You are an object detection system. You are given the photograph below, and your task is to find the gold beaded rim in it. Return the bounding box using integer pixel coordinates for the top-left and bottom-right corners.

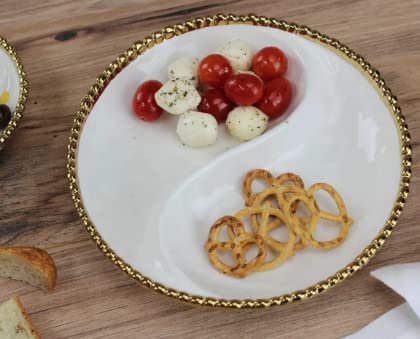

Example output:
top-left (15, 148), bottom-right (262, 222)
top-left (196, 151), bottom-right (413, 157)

top-left (0, 36), bottom-right (28, 148)
top-left (67, 14), bottom-right (411, 308)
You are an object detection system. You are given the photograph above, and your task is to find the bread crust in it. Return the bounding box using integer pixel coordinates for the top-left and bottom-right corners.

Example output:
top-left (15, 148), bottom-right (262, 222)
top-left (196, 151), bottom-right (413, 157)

top-left (12, 297), bottom-right (41, 339)
top-left (0, 246), bottom-right (57, 291)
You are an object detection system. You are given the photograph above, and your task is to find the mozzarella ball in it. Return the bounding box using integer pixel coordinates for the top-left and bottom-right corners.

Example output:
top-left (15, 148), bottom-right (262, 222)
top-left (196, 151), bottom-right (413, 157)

top-left (176, 111), bottom-right (218, 147)
top-left (155, 79), bottom-right (201, 115)
top-left (168, 57), bottom-right (199, 87)
top-left (217, 40), bottom-right (253, 72)
top-left (226, 106), bottom-right (269, 141)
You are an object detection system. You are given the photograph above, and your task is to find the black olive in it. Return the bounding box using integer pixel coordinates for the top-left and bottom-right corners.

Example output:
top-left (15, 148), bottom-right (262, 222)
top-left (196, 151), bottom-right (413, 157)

top-left (0, 104), bottom-right (12, 129)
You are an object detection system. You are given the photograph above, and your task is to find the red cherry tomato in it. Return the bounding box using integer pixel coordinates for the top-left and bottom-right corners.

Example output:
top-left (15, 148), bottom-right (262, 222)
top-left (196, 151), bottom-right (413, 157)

top-left (198, 89), bottom-right (234, 123)
top-left (198, 54), bottom-right (233, 88)
top-left (256, 77), bottom-right (292, 120)
top-left (223, 73), bottom-right (264, 106)
top-left (252, 47), bottom-right (288, 80)
top-left (132, 80), bottom-right (163, 122)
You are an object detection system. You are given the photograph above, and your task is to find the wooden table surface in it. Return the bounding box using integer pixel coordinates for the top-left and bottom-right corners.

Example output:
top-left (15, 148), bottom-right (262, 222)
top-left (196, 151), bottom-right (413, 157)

top-left (1, 0), bottom-right (419, 338)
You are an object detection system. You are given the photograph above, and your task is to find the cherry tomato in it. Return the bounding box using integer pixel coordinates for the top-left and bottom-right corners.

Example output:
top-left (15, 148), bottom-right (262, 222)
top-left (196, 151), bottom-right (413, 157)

top-left (256, 77), bottom-right (292, 119)
top-left (198, 89), bottom-right (234, 123)
top-left (223, 73), bottom-right (264, 106)
top-left (252, 47), bottom-right (288, 80)
top-left (198, 54), bottom-right (233, 88)
top-left (132, 80), bottom-right (163, 122)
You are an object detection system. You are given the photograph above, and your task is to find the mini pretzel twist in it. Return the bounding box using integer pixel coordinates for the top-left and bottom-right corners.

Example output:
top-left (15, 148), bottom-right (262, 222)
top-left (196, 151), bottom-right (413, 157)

top-left (243, 170), bottom-right (304, 207)
top-left (303, 183), bottom-right (353, 249)
top-left (234, 205), bottom-right (296, 271)
top-left (244, 170), bottom-right (305, 245)
top-left (205, 216), bottom-right (267, 277)
top-left (243, 169), bottom-right (275, 207)
top-left (251, 185), bottom-right (309, 250)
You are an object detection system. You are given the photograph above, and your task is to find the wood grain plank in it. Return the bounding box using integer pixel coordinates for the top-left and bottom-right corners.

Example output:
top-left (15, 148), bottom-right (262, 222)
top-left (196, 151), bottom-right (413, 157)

top-left (1, 0), bottom-right (420, 337)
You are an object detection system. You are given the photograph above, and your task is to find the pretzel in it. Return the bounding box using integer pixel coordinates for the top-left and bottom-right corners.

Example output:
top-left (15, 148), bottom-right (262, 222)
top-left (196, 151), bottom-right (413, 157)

top-left (244, 170), bottom-right (305, 235)
top-left (243, 169), bottom-right (275, 207)
top-left (243, 170), bottom-right (305, 207)
top-left (205, 170), bottom-right (353, 277)
top-left (234, 206), bottom-right (296, 271)
top-left (205, 216), bottom-right (267, 277)
top-left (303, 183), bottom-right (353, 249)
top-left (276, 172), bottom-right (305, 190)
top-left (251, 186), bottom-right (309, 250)
top-left (282, 193), bottom-right (320, 248)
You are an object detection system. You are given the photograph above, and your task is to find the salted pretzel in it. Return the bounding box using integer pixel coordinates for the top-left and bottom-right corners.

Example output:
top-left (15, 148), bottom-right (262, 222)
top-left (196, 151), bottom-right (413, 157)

top-left (243, 169), bottom-right (304, 207)
top-left (252, 185), bottom-right (312, 250)
top-left (242, 169), bottom-right (275, 207)
top-left (243, 170), bottom-right (305, 236)
top-left (234, 205), bottom-right (296, 271)
top-left (205, 216), bottom-right (267, 277)
top-left (303, 183), bottom-right (353, 249)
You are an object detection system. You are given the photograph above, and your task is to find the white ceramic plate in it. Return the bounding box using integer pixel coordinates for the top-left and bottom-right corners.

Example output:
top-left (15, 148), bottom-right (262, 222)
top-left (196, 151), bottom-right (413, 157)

top-left (0, 36), bottom-right (27, 148)
top-left (71, 17), bottom-right (410, 306)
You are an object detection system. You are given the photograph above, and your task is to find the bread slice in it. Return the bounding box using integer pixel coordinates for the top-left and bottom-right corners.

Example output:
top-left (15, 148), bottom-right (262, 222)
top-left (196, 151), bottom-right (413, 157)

top-left (0, 247), bottom-right (57, 291)
top-left (0, 297), bottom-right (40, 338)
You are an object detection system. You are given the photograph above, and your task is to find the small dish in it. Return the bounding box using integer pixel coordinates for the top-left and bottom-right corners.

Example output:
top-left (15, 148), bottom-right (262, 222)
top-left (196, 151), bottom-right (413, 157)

top-left (0, 35), bottom-right (27, 149)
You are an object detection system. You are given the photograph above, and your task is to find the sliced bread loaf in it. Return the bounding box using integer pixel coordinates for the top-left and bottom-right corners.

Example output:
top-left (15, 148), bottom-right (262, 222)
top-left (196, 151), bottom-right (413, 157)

top-left (0, 246), bottom-right (56, 291)
top-left (0, 297), bottom-right (40, 338)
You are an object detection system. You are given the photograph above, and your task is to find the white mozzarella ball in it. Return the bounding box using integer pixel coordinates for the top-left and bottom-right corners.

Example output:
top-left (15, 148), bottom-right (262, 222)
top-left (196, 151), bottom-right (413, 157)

top-left (176, 111), bottom-right (218, 147)
top-left (226, 106), bottom-right (269, 141)
top-left (217, 40), bottom-right (253, 72)
top-left (155, 79), bottom-right (201, 115)
top-left (168, 57), bottom-right (199, 87)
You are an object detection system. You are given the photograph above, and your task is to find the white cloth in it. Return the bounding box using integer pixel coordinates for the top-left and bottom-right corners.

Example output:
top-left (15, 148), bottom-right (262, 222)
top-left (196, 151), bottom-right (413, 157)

top-left (345, 263), bottom-right (420, 339)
